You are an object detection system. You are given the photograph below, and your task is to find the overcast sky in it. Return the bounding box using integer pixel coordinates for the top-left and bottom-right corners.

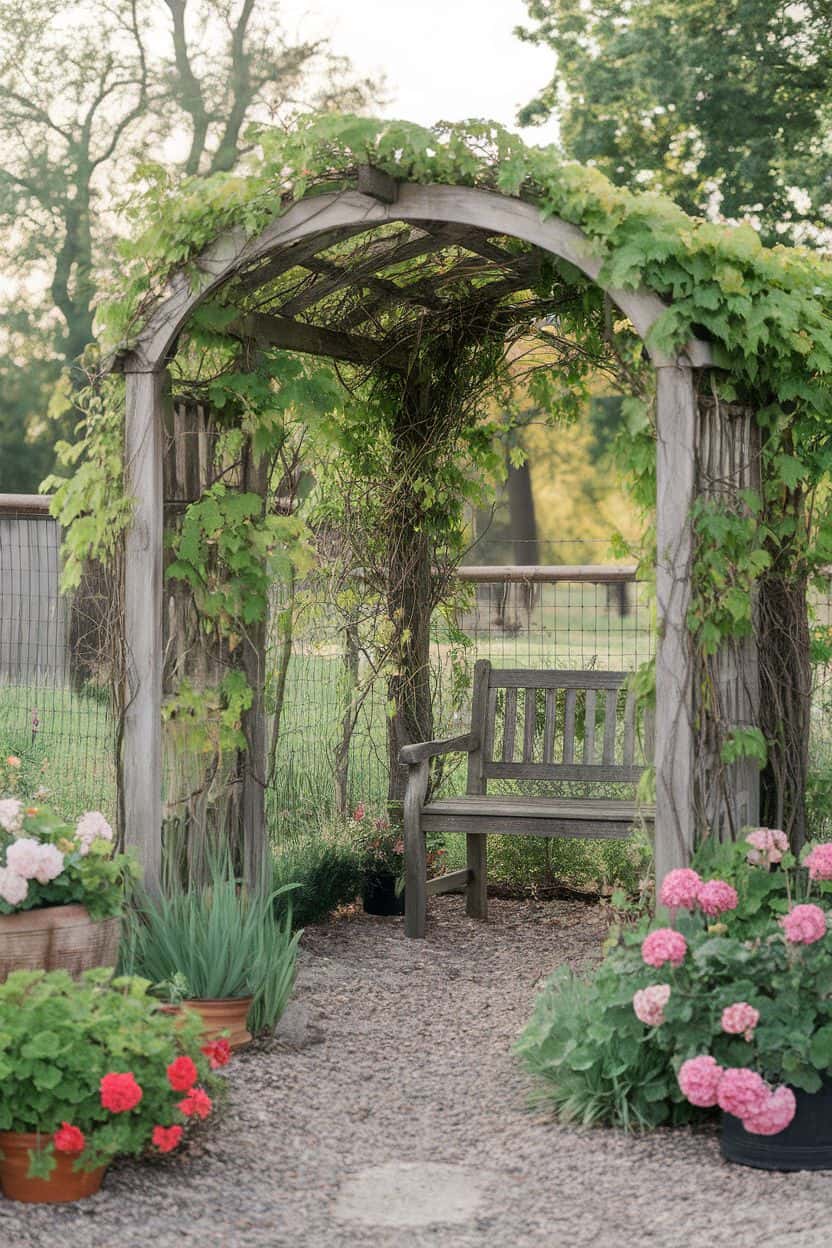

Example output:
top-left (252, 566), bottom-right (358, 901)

top-left (279, 0), bottom-right (560, 146)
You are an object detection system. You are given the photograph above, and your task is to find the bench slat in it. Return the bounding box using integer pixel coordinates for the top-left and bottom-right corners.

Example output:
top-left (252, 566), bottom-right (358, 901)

top-left (603, 688), bottom-right (618, 764)
top-left (425, 795), bottom-right (653, 819)
top-left (482, 761), bottom-right (643, 782)
top-left (523, 688), bottom-right (536, 762)
top-left (502, 688), bottom-right (517, 762)
top-left (543, 687), bottom-right (557, 764)
top-left (563, 688), bottom-right (576, 764)
top-left (488, 669), bottom-right (629, 690)
top-left (484, 687), bottom-right (498, 765)
top-left (623, 690), bottom-right (637, 766)
top-left (584, 688), bottom-right (596, 765)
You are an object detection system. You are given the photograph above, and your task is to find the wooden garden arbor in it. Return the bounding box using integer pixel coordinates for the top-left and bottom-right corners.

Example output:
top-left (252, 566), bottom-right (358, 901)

top-left (114, 169), bottom-right (759, 900)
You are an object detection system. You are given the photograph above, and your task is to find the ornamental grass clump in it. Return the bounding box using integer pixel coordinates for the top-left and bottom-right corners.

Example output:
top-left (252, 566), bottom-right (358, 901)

top-left (518, 830), bottom-right (832, 1132)
top-left (0, 969), bottom-right (225, 1178)
top-left (119, 856), bottom-right (301, 1036)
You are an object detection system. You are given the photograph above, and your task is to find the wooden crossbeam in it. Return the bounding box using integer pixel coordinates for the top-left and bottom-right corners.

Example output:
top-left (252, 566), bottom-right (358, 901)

top-left (277, 227), bottom-right (450, 318)
top-left (236, 224), bottom-right (376, 294)
top-left (233, 312), bottom-right (410, 371)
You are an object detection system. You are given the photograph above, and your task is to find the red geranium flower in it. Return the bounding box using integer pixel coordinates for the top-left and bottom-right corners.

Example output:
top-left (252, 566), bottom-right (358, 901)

top-left (177, 1087), bottom-right (212, 1120)
top-left (53, 1122), bottom-right (85, 1153)
top-left (152, 1124), bottom-right (183, 1153)
top-left (201, 1038), bottom-right (231, 1069)
top-left (166, 1055), bottom-right (198, 1092)
top-left (100, 1071), bottom-right (143, 1113)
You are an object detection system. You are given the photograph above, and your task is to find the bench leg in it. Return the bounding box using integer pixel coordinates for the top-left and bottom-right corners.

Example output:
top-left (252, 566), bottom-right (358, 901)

top-left (466, 833), bottom-right (487, 920)
top-left (404, 760), bottom-right (428, 938)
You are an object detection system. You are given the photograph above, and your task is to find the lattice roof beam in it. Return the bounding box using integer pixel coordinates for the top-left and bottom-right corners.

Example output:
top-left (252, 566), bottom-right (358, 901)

top-left (235, 223), bottom-right (377, 294)
top-left (233, 311), bottom-right (411, 371)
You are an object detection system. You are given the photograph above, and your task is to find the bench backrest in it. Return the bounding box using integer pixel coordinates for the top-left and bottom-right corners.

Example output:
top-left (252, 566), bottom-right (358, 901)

top-left (465, 661), bottom-right (647, 794)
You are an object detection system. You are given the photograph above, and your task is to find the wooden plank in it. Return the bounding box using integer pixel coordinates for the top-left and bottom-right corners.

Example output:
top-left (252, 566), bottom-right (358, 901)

top-left (502, 688), bottom-right (517, 762)
top-left (233, 312), bottom-right (410, 371)
top-left (489, 669), bottom-right (629, 690)
top-left (542, 687), bottom-right (557, 764)
top-left (122, 368), bottom-right (165, 891)
top-left (0, 494), bottom-right (52, 514)
top-left (622, 690), bottom-right (637, 766)
top-left (483, 687), bottom-right (498, 765)
top-left (236, 223), bottom-right (375, 293)
top-left (466, 659), bottom-right (491, 794)
top-left (563, 689), bottom-right (576, 764)
top-left (584, 689), bottom-right (596, 765)
top-left (426, 867), bottom-right (472, 896)
top-left (522, 689), bottom-right (536, 763)
top-left (422, 814), bottom-right (640, 839)
top-left (399, 732), bottom-right (478, 764)
top-left (482, 761), bottom-right (643, 783)
top-left (424, 796), bottom-right (652, 819)
top-left (454, 564), bottom-right (637, 583)
top-left (603, 689), bottom-right (618, 764)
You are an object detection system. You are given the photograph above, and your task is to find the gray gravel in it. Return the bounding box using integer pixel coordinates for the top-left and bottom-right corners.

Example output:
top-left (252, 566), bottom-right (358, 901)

top-left (2, 894), bottom-right (830, 1248)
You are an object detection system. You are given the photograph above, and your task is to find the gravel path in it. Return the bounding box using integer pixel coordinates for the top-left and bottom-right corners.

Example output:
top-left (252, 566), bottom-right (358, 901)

top-left (2, 895), bottom-right (831, 1248)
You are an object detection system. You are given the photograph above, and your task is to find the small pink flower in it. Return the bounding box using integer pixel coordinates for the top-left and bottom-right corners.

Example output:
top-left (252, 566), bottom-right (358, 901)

top-left (782, 903), bottom-right (827, 945)
top-left (659, 868), bottom-right (702, 910)
top-left (721, 1002), bottom-right (760, 1041)
top-left (717, 1068), bottom-right (769, 1119)
top-left (353, 803), bottom-right (366, 822)
top-left (746, 828), bottom-right (789, 867)
top-left (633, 984), bottom-right (671, 1026)
top-left (697, 879), bottom-right (739, 917)
top-left (75, 810), bottom-right (113, 856)
top-left (805, 843), bottom-right (832, 881)
top-left (678, 1056), bottom-right (723, 1107)
top-left (641, 928), bottom-right (687, 968)
top-left (742, 1085), bottom-right (797, 1136)
top-left (31, 843), bottom-right (64, 884)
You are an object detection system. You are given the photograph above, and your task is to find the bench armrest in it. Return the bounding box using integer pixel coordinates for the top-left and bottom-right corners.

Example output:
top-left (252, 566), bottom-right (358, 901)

top-left (399, 732), bottom-right (479, 766)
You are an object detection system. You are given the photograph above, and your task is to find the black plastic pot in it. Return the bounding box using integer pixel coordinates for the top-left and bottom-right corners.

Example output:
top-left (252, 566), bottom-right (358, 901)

top-left (361, 870), bottom-right (405, 917)
top-left (722, 1079), bottom-right (832, 1171)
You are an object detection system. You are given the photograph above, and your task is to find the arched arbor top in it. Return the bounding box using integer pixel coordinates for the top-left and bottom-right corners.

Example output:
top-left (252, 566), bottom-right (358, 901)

top-left (117, 174), bottom-right (713, 377)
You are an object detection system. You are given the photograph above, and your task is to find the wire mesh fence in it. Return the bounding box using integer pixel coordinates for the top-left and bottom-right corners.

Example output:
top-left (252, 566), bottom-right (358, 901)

top-left (2, 500), bottom-right (831, 842)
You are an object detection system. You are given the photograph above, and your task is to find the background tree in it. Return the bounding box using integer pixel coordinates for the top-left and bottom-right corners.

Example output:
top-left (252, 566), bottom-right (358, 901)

top-left (516, 0), bottom-right (832, 245)
top-left (0, 0), bottom-right (377, 491)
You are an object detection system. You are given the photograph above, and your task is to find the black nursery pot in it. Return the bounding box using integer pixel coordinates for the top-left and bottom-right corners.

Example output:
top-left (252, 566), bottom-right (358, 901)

top-left (722, 1079), bottom-right (832, 1171)
top-left (361, 870), bottom-right (405, 917)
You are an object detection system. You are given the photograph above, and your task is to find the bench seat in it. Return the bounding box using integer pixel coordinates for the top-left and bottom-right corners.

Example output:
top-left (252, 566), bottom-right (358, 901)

top-left (420, 795), bottom-right (654, 839)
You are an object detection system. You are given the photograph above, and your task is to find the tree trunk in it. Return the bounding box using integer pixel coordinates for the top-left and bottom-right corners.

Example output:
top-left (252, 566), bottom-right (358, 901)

top-left (506, 448), bottom-right (539, 620)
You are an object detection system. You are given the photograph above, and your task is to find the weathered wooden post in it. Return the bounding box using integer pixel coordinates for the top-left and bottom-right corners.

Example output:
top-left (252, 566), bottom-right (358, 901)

top-left (122, 364), bottom-right (166, 891)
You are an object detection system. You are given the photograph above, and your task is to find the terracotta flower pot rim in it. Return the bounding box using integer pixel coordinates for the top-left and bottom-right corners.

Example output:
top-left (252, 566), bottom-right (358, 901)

top-left (182, 994), bottom-right (253, 1005)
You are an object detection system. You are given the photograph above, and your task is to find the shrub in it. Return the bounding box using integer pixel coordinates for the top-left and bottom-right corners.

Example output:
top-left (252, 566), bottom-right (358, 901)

top-left (271, 833), bottom-right (362, 928)
top-left (0, 969), bottom-right (222, 1178)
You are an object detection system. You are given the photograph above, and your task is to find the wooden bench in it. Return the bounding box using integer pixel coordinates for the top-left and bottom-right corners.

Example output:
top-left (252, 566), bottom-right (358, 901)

top-left (400, 661), bottom-right (654, 937)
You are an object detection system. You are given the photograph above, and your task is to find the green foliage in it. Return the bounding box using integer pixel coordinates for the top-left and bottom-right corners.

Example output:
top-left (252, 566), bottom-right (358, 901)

top-left (0, 969), bottom-right (218, 1176)
top-left (271, 835), bottom-right (363, 928)
top-left (516, 0), bottom-right (832, 245)
top-left (517, 960), bottom-right (695, 1130)
top-left (119, 860), bottom-right (301, 1034)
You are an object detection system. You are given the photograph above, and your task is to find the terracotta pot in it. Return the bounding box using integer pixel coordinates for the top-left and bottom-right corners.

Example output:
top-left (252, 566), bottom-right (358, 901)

top-left (160, 996), bottom-right (253, 1050)
top-left (0, 1132), bottom-right (107, 1203)
top-left (0, 904), bottom-right (120, 982)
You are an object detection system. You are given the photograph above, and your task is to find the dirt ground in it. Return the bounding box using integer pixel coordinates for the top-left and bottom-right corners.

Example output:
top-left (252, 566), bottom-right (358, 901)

top-left (2, 895), bottom-right (830, 1248)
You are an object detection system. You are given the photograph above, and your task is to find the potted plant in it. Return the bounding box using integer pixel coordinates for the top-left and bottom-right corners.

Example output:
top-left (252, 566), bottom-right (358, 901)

top-left (354, 807), bottom-right (406, 916)
top-left (120, 858), bottom-right (301, 1049)
top-left (0, 759), bottom-right (137, 981)
top-left (0, 968), bottom-right (226, 1203)
top-left (519, 829), bottom-right (832, 1170)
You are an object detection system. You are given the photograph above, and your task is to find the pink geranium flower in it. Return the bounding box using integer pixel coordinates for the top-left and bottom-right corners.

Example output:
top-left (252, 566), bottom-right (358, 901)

top-left (721, 1002), bottom-right (760, 1041)
top-left (717, 1068), bottom-right (769, 1119)
top-left (782, 904), bottom-right (827, 945)
top-left (805, 843), bottom-right (832, 881)
top-left (697, 879), bottom-right (739, 917)
top-left (659, 868), bottom-right (702, 910)
top-left (641, 928), bottom-right (687, 968)
top-left (746, 828), bottom-right (788, 867)
top-left (742, 1085), bottom-right (797, 1136)
top-left (633, 984), bottom-right (671, 1027)
top-left (677, 1056), bottom-right (723, 1107)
